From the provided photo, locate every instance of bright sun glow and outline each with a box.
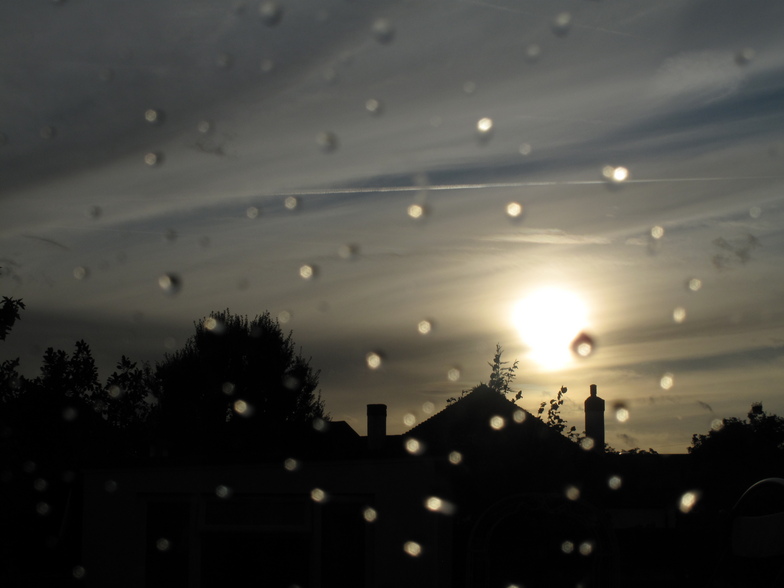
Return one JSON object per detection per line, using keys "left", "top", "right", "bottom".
{"left": 512, "top": 288, "right": 589, "bottom": 370}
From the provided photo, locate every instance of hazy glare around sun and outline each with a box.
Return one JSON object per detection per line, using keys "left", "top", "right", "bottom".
{"left": 512, "top": 288, "right": 589, "bottom": 370}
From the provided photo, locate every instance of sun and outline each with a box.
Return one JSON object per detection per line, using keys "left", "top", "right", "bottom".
{"left": 512, "top": 287, "right": 589, "bottom": 370}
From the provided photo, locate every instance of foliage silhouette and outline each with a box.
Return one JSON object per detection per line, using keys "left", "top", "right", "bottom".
{"left": 155, "top": 309, "right": 326, "bottom": 456}
{"left": 0, "top": 294, "right": 25, "bottom": 342}
{"left": 447, "top": 344, "right": 521, "bottom": 405}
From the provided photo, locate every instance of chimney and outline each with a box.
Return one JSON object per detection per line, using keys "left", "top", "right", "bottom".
{"left": 584, "top": 384, "right": 605, "bottom": 453}
{"left": 367, "top": 404, "right": 387, "bottom": 453}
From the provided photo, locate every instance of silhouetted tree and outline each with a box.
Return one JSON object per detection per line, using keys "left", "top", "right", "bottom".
{"left": 537, "top": 385, "right": 578, "bottom": 441}
{"left": 155, "top": 309, "right": 326, "bottom": 456}
{"left": 0, "top": 295, "right": 25, "bottom": 341}
{"left": 447, "top": 344, "right": 521, "bottom": 404}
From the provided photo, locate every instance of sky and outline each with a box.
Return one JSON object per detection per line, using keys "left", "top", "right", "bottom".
{"left": 2, "top": 0, "right": 784, "bottom": 453}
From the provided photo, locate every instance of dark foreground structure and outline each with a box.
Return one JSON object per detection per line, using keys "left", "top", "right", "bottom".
{"left": 79, "top": 387, "right": 779, "bottom": 587}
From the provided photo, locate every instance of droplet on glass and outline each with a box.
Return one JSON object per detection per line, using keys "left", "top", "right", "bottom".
{"left": 735, "top": 47, "right": 755, "bottom": 65}
{"left": 246, "top": 206, "right": 260, "bottom": 219}
{"left": 284, "top": 458, "right": 299, "bottom": 471}
{"left": 476, "top": 117, "right": 493, "bottom": 142}
{"left": 203, "top": 316, "right": 224, "bottom": 333}
{"left": 447, "top": 367, "right": 461, "bottom": 382}
{"left": 312, "top": 418, "right": 328, "bottom": 432}
{"left": 673, "top": 307, "right": 687, "bottom": 324}
{"left": 424, "top": 496, "right": 455, "bottom": 514}
{"left": 405, "top": 438, "right": 423, "bottom": 455}
{"left": 197, "top": 120, "right": 213, "bottom": 134}
{"left": 365, "top": 99, "right": 383, "bottom": 115}
{"left": 518, "top": 143, "right": 533, "bottom": 156}
{"left": 561, "top": 541, "right": 575, "bottom": 554}
{"left": 525, "top": 44, "right": 541, "bottom": 63}
{"left": 73, "top": 266, "right": 89, "bottom": 280}
{"left": 277, "top": 310, "right": 291, "bottom": 324}
{"left": 579, "top": 437, "right": 595, "bottom": 451}
{"left": 316, "top": 131, "right": 338, "bottom": 152}
{"left": 417, "top": 320, "right": 433, "bottom": 335}
{"left": 366, "top": 352, "right": 382, "bottom": 370}
{"left": 72, "top": 566, "right": 86, "bottom": 580}
{"left": 310, "top": 488, "right": 327, "bottom": 503}
{"left": 40, "top": 126, "right": 56, "bottom": 140}
{"left": 260, "top": 58, "right": 275, "bottom": 73}
{"left": 403, "top": 413, "right": 416, "bottom": 427}
{"left": 215, "top": 485, "right": 232, "bottom": 498}
{"left": 660, "top": 373, "right": 674, "bottom": 390}
{"left": 36, "top": 502, "right": 51, "bottom": 516}
{"left": 403, "top": 541, "right": 422, "bottom": 557}
{"left": 448, "top": 451, "right": 462, "bottom": 465}
{"left": 63, "top": 407, "right": 78, "bottom": 421}
{"left": 156, "top": 538, "right": 171, "bottom": 552}
{"left": 490, "top": 416, "right": 505, "bottom": 430}
{"left": 372, "top": 18, "right": 395, "bottom": 44}
{"left": 338, "top": 243, "right": 359, "bottom": 260}
{"left": 299, "top": 264, "right": 317, "bottom": 280}
{"left": 108, "top": 385, "right": 123, "bottom": 399}
{"left": 259, "top": 1, "right": 283, "bottom": 26}
{"left": 552, "top": 12, "right": 572, "bottom": 36}
{"left": 651, "top": 225, "right": 665, "bottom": 240}
{"left": 571, "top": 332, "right": 595, "bottom": 358}
{"left": 104, "top": 480, "right": 118, "bottom": 493}
{"left": 422, "top": 401, "right": 435, "bottom": 414}
{"left": 506, "top": 202, "right": 524, "bottom": 219}
{"left": 363, "top": 507, "right": 378, "bottom": 522}
{"left": 221, "top": 382, "right": 235, "bottom": 396}
{"left": 158, "top": 274, "right": 181, "bottom": 295}
{"left": 463, "top": 81, "right": 476, "bottom": 94}
{"left": 679, "top": 490, "right": 700, "bottom": 513}
{"left": 602, "top": 165, "right": 629, "bottom": 183}
{"left": 144, "top": 152, "right": 163, "bottom": 166}
{"left": 34, "top": 478, "right": 48, "bottom": 492}
{"left": 233, "top": 400, "right": 252, "bottom": 416}
{"left": 614, "top": 404, "right": 630, "bottom": 423}
{"left": 687, "top": 278, "right": 702, "bottom": 292}
{"left": 513, "top": 409, "right": 526, "bottom": 423}
{"left": 608, "top": 475, "right": 622, "bottom": 490}
{"left": 749, "top": 206, "right": 762, "bottom": 219}
{"left": 144, "top": 109, "right": 165, "bottom": 125}
{"left": 579, "top": 541, "right": 594, "bottom": 556}
{"left": 407, "top": 203, "right": 429, "bottom": 220}
{"left": 565, "top": 485, "right": 580, "bottom": 501}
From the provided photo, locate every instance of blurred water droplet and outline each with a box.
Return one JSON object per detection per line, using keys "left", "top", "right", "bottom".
{"left": 489, "top": 416, "right": 505, "bottom": 430}
{"left": 310, "top": 488, "right": 327, "bottom": 502}
{"left": 602, "top": 165, "right": 629, "bottom": 183}
{"left": 565, "top": 485, "right": 580, "bottom": 501}
{"left": 366, "top": 351, "right": 382, "bottom": 369}
{"left": 417, "top": 320, "right": 433, "bottom": 335}
{"left": 673, "top": 307, "right": 687, "bottom": 324}
{"left": 144, "top": 109, "right": 164, "bottom": 124}
{"left": 73, "top": 266, "right": 88, "bottom": 280}
{"left": 679, "top": 490, "right": 700, "bottom": 513}
{"left": 34, "top": 478, "right": 48, "bottom": 492}
{"left": 403, "top": 413, "right": 416, "bottom": 427}
{"left": 424, "top": 496, "right": 455, "bottom": 514}
{"left": 338, "top": 243, "right": 359, "bottom": 260}
{"left": 233, "top": 400, "right": 252, "bottom": 416}
{"left": 372, "top": 18, "right": 395, "bottom": 44}
{"left": 63, "top": 407, "right": 78, "bottom": 421}
{"left": 246, "top": 206, "right": 260, "bottom": 219}
{"left": 447, "top": 367, "right": 461, "bottom": 382}
{"left": 156, "top": 538, "right": 171, "bottom": 552}
{"left": 365, "top": 98, "right": 383, "bottom": 115}
{"left": 448, "top": 451, "right": 463, "bottom": 465}
{"left": 651, "top": 225, "right": 665, "bottom": 240}
{"left": 407, "top": 203, "right": 428, "bottom": 220}
{"left": 405, "top": 438, "right": 423, "bottom": 455}
{"left": 749, "top": 206, "right": 762, "bottom": 219}
{"left": 72, "top": 566, "right": 86, "bottom": 580}
{"left": 422, "top": 401, "right": 435, "bottom": 414}
{"left": 579, "top": 437, "right": 595, "bottom": 451}
{"left": 660, "top": 373, "right": 674, "bottom": 390}
{"left": 735, "top": 47, "right": 755, "bottom": 65}
{"left": 144, "top": 152, "right": 163, "bottom": 166}
{"left": 476, "top": 117, "right": 493, "bottom": 143}
{"left": 284, "top": 196, "right": 299, "bottom": 211}
{"left": 525, "top": 44, "right": 541, "bottom": 63}
{"left": 614, "top": 404, "right": 630, "bottom": 423}
{"left": 363, "top": 507, "right": 377, "bottom": 522}
{"left": 105, "top": 480, "right": 118, "bottom": 493}
{"left": 299, "top": 264, "right": 317, "bottom": 280}
{"left": 163, "top": 336, "right": 177, "bottom": 350}
{"left": 552, "top": 12, "right": 572, "bottom": 36}
{"left": 316, "top": 131, "right": 338, "bottom": 152}
{"left": 284, "top": 458, "right": 299, "bottom": 471}
{"left": 506, "top": 202, "right": 524, "bottom": 219}
{"left": 513, "top": 410, "right": 525, "bottom": 423}
{"left": 561, "top": 541, "right": 575, "bottom": 554}
{"left": 711, "top": 418, "right": 724, "bottom": 432}
{"left": 23, "top": 461, "right": 37, "bottom": 474}
{"left": 260, "top": 58, "right": 275, "bottom": 72}
{"left": 277, "top": 310, "right": 291, "bottom": 324}
{"left": 403, "top": 541, "right": 422, "bottom": 557}
{"left": 158, "top": 274, "right": 181, "bottom": 295}
{"left": 108, "top": 385, "right": 123, "bottom": 399}
{"left": 579, "top": 541, "right": 594, "bottom": 556}
{"left": 197, "top": 120, "right": 213, "bottom": 134}
{"left": 36, "top": 502, "right": 51, "bottom": 516}
{"left": 312, "top": 418, "right": 328, "bottom": 432}
{"left": 687, "top": 278, "right": 702, "bottom": 292}
{"left": 215, "top": 485, "right": 232, "bottom": 498}
{"left": 259, "top": 1, "right": 282, "bottom": 26}
{"left": 608, "top": 475, "right": 622, "bottom": 490}
{"left": 221, "top": 382, "right": 235, "bottom": 396}
{"left": 463, "top": 81, "right": 476, "bottom": 94}
{"left": 571, "top": 332, "right": 595, "bottom": 358}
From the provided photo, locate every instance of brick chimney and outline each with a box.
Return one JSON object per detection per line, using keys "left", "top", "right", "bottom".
{"left": 584, "top": 384, "right": 605, "bottom": 453}
{"left": 367, "top": 404, "right": 387, "bottom": 453}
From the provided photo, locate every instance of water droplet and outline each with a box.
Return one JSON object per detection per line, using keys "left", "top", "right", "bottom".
{"left": 144, "top": 109, "right": 164, "bottom": 124}
{"left": 405, "top": 438, "right": 423, "bottom": 455}
{"left": 215, "top": 485, "right": 232, "bottom": 498}
{"left": 259, "top": 1, "right": 283, "bottom": 26}
{"left": 476, "top": 117, "right": 493, "bottom": 143}
{"left": 158, "top": 274, "right": 181, "bottom": 295}
{"left": 156, "top": 538, "right": 171, "bottom": 552}
{"left": 565, "top": 485, "right": 580, "bottom": 501}
{"left": 365, "top": 99, "right": 383, "bottom": 115}
{"left": 407, "top": 203, "right": 428, "bottom": 220}
{"left": 144, "top": 152, "right": 163, "bottom": 166}
{"left": 552, "top": 12, "right": 572, "bottom": 36}
{"left": 525, "top": 44, "right": 541, "bottom": 63}
{"left": 108, "top": 385, "right": 123, "bottom": 399}
{"left": 72, "top": 566, "right": 86, "bottom": 580}
{"left": 372, "top": 18, "right": 395, "bottom": 44}
{"left": 233, "top": 400, "right": 252, "bottom": 416}
{"left": 34, "top": 478, "right": 48, "bottom": 492}
{"left": 164, "top": 336, "right": 177, "bottom": 350}
{"left": 365, "top": 351, "right": 383, "bottom": 370}
{"left": 73, "top": 266, "right": 89, "bottom": 280}
{"left": 447, "top": 367, "right": 461, "bottom": 382}
{"left": 299, "top": 264, "right": 317, "bottom": 280}
{"left": 363, "top": 507, "right": 378, "bottom": 522}
{"left": 417, "top": 320, "right": 433, "bottom": 335}
{"left": 277, "top": 310, "right": 291, "bottom": 324}
{"left": 403, "top": 413, "right": 416, "bottom": 427}
{"left": 489, "top": 415, "right": 506, "bottom": 431}
{"left": 104, "top": 480, "right": 118, "bottom": 493}
{"left": 284, "top": 196, "right": 299, "bottom": 211}
{"left": 673, "top": 307, "right": 687, "bottom": 323}
{"left": 614, "top": 404, "right": 630, "bottom": 423}
{"left": 579, "top": 541, "right": 594, "bottom": 556}
{"left": 506, "top": 201, "right": 524, "bottom": 219}
{"left": 711, "top": 418, "right": 724, "bottom": 432}
{"left": 518, "top": 143, "right": 533, "bottom": 156}
{"left": 579, "top": 437, "right": 595, "bottom": 451}
{"left": 310, "top": 488, "right": 326, "bottom": 503}
{"left": 62, "top": 407, "right": 78, "bottom": 421}
{"left": 660, "top": 373, "right": 674, "bottom": 390}
{"left": 513, "top": 410, "right": 526, "bottom": 423}
{"left": 749, "top": 206, "right": 762, "bottom": 219}
{"left": 284, "top": 458, "right": 299, "bottom": 471}
{"left": 679, "top": 490, "right": 700, "bottom": 513}
{"left": 260, "top": 58, "right": 275, "bottom": 72}
{"left": 448, "top": 451, "right": 463, "bottom": 465}
{"left": 403, "top": 541, "right": 422, "bottom": 557}
{"left": 571, "top": 332, "right": 595, "bottom": 358}
{"left": 651, "top": 225, "right": 665, "bottom": 240}
{"left": 561, "top": 541, "right": 575, "bottom": 554}
{"left": 313, "top": 418, "right": 328, "bottom": 432}
{"left": 687, "top": 278, "right": 702, "bottom": 292}
{"left": 602, "top": 165, "right": 629, "bottom": 183}
{"left": 316, "top": 131, "right": 338, "bottom": 152}
{"left": 422, "top": 401, "right": 435, "bottom": 414}
{"left": 608, "top": 475, "right": 622, "bottom": 490}
{"left": 36, "top": 502, "right": 51, "bottom": 516}
{"left": 221, "top": 382, "right": 235, "bottom": 396}
{"left": 246, "top": 206, "right": 260, "bottom": 219}
{"left": 40, "top": 126, "right": 56, "bottom": 139}
{"left": 338, "top": 243, "right": 359, "bottom": 260}
{"left": 463, "top": 81, "right": 476, "bottom": 94}
{"left": 735, "top": 47, "right": 755, "bottom": 65}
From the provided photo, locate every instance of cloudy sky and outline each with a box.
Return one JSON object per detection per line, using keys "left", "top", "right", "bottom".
{"left": 2, "top": 0, "right": 783, "bottom": 452}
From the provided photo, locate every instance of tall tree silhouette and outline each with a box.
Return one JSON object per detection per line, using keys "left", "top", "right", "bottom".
{"left": 155, "top": 309, "right": 326, "bottom": 456}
